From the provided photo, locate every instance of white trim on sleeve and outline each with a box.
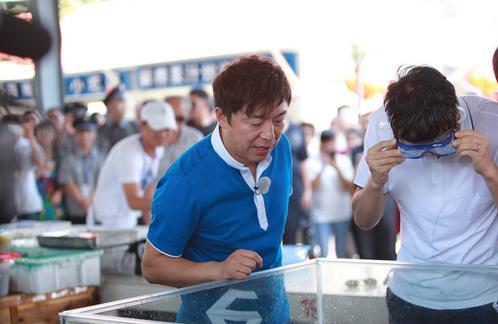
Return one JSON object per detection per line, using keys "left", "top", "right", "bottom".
{"left": 146, "top": 238, "right": 183, "bottom": 258}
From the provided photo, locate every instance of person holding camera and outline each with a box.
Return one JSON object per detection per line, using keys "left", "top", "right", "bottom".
{"left": 307, "top": 130, "right": 355, "bottom": 258}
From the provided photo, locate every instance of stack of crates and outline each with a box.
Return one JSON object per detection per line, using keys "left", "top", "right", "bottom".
{"left": 7, "top": 247, "right": 102, "bottom": 294}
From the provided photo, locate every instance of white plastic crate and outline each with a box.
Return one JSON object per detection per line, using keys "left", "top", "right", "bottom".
{"left": 8, "top": 247, "right": 103, "bottom": 294}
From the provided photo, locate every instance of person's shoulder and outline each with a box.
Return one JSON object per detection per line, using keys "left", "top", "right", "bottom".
{"left": 277, "top": 133, "right": 291, "bottom": 151}
{"left": 182, "top": 125, "right": 204, "bottom": 141}
{"left": 106, "top": 134, "right": 141, "bottom": 158}
{"left": 369, "top": 105, "right": 389, "bottom": 122}
{"left": 271, "top": 134, "right": 292, "bottom": 163}
{"left": 364, "top": 106, "right": 393, "bottom": 140}
{"left": 167, "top": 135, "right": 214, "bottom": 177}
{"left": 460, "top": 95, "right": 498, "bottom": 115}
{"left": 115, "top": 133, "right": 141, "bottom": 148}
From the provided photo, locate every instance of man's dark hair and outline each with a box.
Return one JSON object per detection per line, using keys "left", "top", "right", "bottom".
{"left": 103, "top": 85, "right": 126, "bottom": 105}
{"left": 189, "top": 88, "right": 209, "bottom": 100}
{"left": 64, "top": 102, "right": 88, "bottom": 119}
{"left": 320, "top": 130, "right": 336, "bottom": 143}
{"left": 493, "top": 46, "right": 498, "bottom": 82}
{"left": 34, "top": 120, "right": 56, "bottom": 136}
{"left": 212, "top": 55, "right": 292, "bottom": 122}
{"left": 1, "top": 114, "right": 22, "bottom": 125}
{"left": 73, "top": 117, "right": 97, "bottom": 132}
{"left": 384, "top": 66, "right": 458, "bottom": 143}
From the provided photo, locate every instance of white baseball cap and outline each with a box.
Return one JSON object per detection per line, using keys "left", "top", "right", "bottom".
{"left": 140, "top": 101, "right": 177, "bottom": 131}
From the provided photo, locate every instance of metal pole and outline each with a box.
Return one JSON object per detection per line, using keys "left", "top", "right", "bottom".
{"left": 31, "top": 0, "right": 64, "bottom": 113}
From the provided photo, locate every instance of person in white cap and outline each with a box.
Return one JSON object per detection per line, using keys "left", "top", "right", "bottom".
{"left": 90, "top": 100, "right": 177, "bottom": 228}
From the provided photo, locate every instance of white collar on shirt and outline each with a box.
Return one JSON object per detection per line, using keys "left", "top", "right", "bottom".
{"left": 210, "top": 124, "right": 272, "bottom": 230}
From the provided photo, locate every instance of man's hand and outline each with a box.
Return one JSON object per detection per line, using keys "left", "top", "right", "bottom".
{"left": 301, "top": 189, "right": 312, "bottom": 209}
{"left": 77, "top": 197, "right": 92, "bottom": 213}
{"left": 216, "top": 249, "right": 263, "bottom": 280}
{"left": 454, "top": 130, "right": 497, "bottom": 180}
{"left": 365, "top": 139, "right": 405, "bottom": 189}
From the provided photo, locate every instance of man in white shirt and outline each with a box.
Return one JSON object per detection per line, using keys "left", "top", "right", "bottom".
{"left": 1, "top": 114, "right": 45, "bottom": 220}
{"left": 307, "top": 130, "right": 354, "bottom": 258}
{"left": 353, "top": 66, "right": 498, "bottom": 323}
{"left": 91, "top": 101, "right": 176, "bottom": 228}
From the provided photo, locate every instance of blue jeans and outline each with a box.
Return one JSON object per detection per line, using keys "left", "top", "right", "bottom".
{"left": 313, "top": 220, "right": 350, "bottom": 258}
{"left": 386, "top": 288, "right": 498, "bottom": 324}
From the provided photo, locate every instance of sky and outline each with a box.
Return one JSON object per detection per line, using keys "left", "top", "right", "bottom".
{"left": 59, "top": 0, "right": 497, "bottom": 79}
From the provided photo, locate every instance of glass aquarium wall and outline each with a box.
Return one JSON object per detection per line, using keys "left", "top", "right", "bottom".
{"left": 60, "top": 259, "right": 498, "bottom": 324}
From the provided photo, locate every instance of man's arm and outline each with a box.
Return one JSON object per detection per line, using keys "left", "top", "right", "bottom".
{"left": 123, "top": 183, "right": 152, "bottom": 216}
{"left": 23, "top": 122, "right": 45, "bottom": 169}
{"left": 352, "top": 181, "right": 388, "bottom": 230}
{"left": 353, "top": 139, "right": 405, "bottom": 230}
{"left": 300, "top": 161, "right": 312, "bottom": 209}
{"left": 64, "top": 181, "right": 91, "bottom": 213}
{"left": 142, "top": 243, "right": 263, "bottom": 288}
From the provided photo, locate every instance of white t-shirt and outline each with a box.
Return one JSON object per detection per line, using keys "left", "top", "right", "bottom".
{"left": 307, "top": 153, "right": 354, "bottom": 223}
{"left": 14, "top": 137, "right": 43, "bottom": 214}
{"left": 355, "top": 96, "right": 498, "bottom": 309}
{"left": 91, "top": 134, "right": 163, "bottom": 229}
{"left": 157, "top": 125, "right": 203, "bottom": 179}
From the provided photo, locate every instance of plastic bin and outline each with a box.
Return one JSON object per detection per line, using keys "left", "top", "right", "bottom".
{"left": 0, "top": 252, "right": 22, "bottom": 296}
{"left": 7, "top": 247, "right": 102, "bottom": 294}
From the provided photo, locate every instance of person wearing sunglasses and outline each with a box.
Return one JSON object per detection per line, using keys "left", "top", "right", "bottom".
{"left": 353, "top": 66, "right": 498, "bottom": 323}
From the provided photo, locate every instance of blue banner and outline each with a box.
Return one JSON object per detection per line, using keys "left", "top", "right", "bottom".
{"left": 1, "top": 51, "right": 297, "bottom": 101}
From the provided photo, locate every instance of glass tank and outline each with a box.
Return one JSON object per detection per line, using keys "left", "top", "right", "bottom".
{"left": 59, "top": 259, "right": 498, "bottom": 323}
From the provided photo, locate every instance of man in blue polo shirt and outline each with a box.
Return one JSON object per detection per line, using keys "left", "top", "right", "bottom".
{"left": 143, "top": 55, "right": 293, "bottom": 323}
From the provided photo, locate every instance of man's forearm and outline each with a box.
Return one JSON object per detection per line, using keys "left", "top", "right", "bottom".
{"left": 64, "top": 182, "right": 87, "bottom": 210}
{"left": 123, "top": 183, "right": 152, "bottom": 213}
{"left": 352, "top": 177, "right": 387, "bottom": 230}
{"left": 126, "top": 196, "right": 152, "bottom": 213}
{"left": 142, "top": 247, "right": 220, "bottom": 287}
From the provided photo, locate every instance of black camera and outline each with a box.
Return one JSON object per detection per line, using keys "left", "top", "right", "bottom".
{"left": 328, "top": 151, "right": 336, "bottom": 159}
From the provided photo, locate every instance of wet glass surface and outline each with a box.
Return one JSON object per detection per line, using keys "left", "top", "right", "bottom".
{"left": 61, "top": 259, "right": 498, "bottom": 324}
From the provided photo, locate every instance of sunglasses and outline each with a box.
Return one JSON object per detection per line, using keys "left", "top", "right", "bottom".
{"left": 396, "top": 130, "right": 457, "bottom": 159}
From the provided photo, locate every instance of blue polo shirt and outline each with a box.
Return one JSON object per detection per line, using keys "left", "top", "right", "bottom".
{"left": 148, "top": 127, "right": 292, "bottom": 270}
{"left": 148, "top": 126, "right": 292, "bottom": 323}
